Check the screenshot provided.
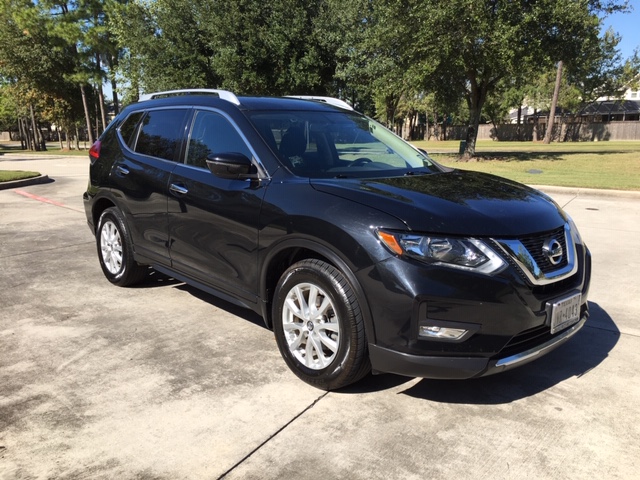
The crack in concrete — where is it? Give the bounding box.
[0,242,93,259]
[217,391,329,479]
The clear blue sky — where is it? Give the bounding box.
[602,2,640,60]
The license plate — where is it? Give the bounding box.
[549,292,582,334]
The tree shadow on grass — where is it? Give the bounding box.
[449,150,631,162]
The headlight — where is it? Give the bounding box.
[377,230,506,275]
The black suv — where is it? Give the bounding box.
[84,89,591,390]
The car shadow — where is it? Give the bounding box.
[174,283,269,330]
[342,301,618,402]
[130,269,268,329]
[132,268,183,288]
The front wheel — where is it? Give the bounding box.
[272,259,370,390]
[96,207,147,286]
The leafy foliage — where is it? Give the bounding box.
[1,0,638,155]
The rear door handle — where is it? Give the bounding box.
[116,165,130,175]
[169,183,188,196]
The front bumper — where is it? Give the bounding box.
[360,241,591,379]
[369,314,587,379]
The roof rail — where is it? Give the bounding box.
[286,96,354,111]
[139,89,241,105]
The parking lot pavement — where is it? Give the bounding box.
[1,157,639,479]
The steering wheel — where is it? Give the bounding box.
[349,157,373,167]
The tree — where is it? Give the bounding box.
[42,0,98,144]
[0,0,109,148]
[0,0,65,149]
[0,84,19,132]
[355,0,629,157]
[108,0,340,98]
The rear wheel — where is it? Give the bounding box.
[273,259,370,390]
[96,207,147,286]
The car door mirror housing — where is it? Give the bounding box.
[206,153,258,180]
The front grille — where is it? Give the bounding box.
[519,226,568,274]
[532,273,580,296]
[498,325,553,359]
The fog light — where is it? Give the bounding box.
[419,325,468,340]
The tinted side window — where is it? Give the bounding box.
[135,109,189,161]
[186,110,252,169]
[118,111,144,148]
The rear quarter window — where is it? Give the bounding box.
[118,111,144,148]
[131,109,189,161]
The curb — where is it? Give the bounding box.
[529,185,640,200]
[0,175,53,191]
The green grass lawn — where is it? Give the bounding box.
[413,140,640,191]
[1,141,83,183]
[0,170,41,182]
[0,141,89,156]
[2,139,640,190]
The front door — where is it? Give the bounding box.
[167,109,266,302]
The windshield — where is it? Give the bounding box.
[248,110,441,178]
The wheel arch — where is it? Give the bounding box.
[91,196,118,234]
[260,238,377,345]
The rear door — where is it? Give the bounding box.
[111,107,190,265]
[167,109,266,302]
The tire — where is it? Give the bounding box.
[96,207,147,287]
[272,259,370,390]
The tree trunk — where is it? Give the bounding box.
[516,105,522,141]
[462,78,490,158]
[97,85,107,134]
[463,107,481,158]
[107,53,119,116]
[75,125,81,150]
[57,125,64,150]
[543,60,563,145]
[95,98,101,140]
[464,87,487,158]
[18,118,26,150]
[66,129,72,150]
[95,54,108,133]
[533,108,538,142]
[425,114,429,141]
[29,104,41,151]
[24,118,34,150]
[80,84,95,146]
[36,119,46,151]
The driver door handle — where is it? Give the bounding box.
[169,183,188,196]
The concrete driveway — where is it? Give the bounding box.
[1,155,639,479]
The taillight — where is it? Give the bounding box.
[89,140,101,163]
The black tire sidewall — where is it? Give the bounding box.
[273,260,359,388]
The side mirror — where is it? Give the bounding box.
[206,152,258,180]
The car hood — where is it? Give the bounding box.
[310,170,566,236]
